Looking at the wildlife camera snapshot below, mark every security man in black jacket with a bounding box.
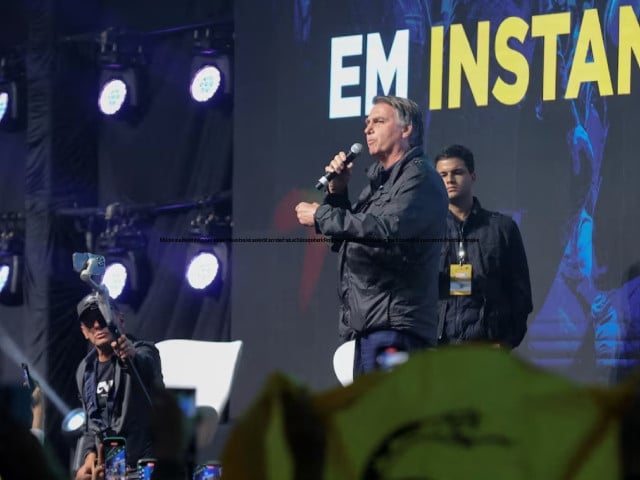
[435,144,533,348]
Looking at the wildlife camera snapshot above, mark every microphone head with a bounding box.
[350,143,363,155]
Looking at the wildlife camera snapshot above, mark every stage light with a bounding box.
[0,255,22,306]
[0,264,9,292]
[96,219,149,307]
[184,204,230,293]
[98,250,149,307]
[189,28,232,104]
[61,408,86,437]
[186,252,220,289]
[190,65,222,102]
[98,66,141,117]
[98,78,128,115]
[97,41,145,119]
[0,213,24,306]
[0,92,8,122]
[102,261,128,300]
[183,242,228,296]
[0,83,20,127]
[0,57,25,130]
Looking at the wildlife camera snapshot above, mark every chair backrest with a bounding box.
[333,340,355,386]
[155,339,243,417]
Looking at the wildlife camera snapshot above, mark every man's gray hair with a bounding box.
[372,95,424,148]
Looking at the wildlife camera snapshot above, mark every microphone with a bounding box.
[315,143,363,190]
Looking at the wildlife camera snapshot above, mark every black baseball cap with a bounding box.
[77,292,120,324]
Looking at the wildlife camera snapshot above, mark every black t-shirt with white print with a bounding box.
[95,356,115,427]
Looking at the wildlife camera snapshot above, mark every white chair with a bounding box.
[333,339,355,386]
[155,339,243,446]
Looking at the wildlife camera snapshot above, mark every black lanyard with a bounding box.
[456,223,467,265]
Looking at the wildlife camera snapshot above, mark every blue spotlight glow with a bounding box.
[0,264,9,292]
[186,252,220,289]
[0,92,8,123]
[98,79,128,115]
[62,408,86,436]
[189,65,222,102]
[102,262,128,300]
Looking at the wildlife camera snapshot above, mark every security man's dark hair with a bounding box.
[434,144,475,174]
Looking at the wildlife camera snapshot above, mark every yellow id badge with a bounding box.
[450,264,472,295]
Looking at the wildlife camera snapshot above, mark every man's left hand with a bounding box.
[295,202,320,227]
[112,335,136,361]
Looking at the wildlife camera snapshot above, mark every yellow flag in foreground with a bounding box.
[223,346,629,480]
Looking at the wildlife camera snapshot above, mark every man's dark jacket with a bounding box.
[75,338,164,468]
[438,198,533,347]
[315,146,448,345]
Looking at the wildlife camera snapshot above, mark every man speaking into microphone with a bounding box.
[295,95,448,376]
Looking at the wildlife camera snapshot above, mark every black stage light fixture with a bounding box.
[0,254,23,306]
[96,220,150,308]
[61,408,86,437]
[184,210,230,294]
[0,213,24,306]
[97,41,145,119]
[0,56,25,131]
[189,28,232,104]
